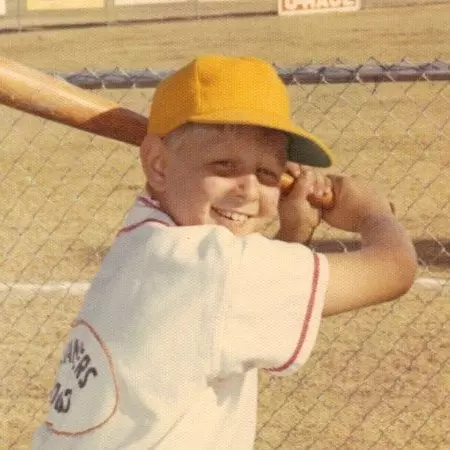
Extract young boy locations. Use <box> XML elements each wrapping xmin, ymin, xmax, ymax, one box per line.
<box><xmin>32</xmin><ymin>55</ymin><xmax>417</xmax><ymax>449</ymax></box>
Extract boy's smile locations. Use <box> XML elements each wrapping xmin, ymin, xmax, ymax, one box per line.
<box><xmin>141</xmin><ymin>125</ymin><xmax>288</xmax><ymax>236</ymax></box>
<box><xmin>211</xmin><ymin>207</ymin><xmax>252</xmax><ymax>224</ymax></box>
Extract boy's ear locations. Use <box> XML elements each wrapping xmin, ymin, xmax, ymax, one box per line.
<box><xmin>140</xmin><ymin>133</ymin><xmax>168</xmax><ymax>192</ymax></box>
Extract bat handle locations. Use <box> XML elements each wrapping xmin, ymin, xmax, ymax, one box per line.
<box><xmin>280</xmin><ymin>172</ymin><xmax>335</xmax><ymax>209</ymax></box>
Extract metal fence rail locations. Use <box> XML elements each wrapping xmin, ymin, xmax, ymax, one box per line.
<box><xmin>51</xmin><ymin>60</ymin><xmax>450</xmax><ymax>89</ymax></box>
<box><xmin>0</xmin><ymin>60</ymin><xmax>449</xmax><ymax>449</ymax></box>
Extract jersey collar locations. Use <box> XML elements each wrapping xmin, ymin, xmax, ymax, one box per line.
<box><xmin>119</xmin><ymin>192</ymin><xmax>176</xmax><ymax>234</ymax></box>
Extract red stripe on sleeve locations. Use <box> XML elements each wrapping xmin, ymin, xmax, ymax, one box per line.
<box><xmin>118</xmin><ymin>218</ymin><xmax>170</xmax><ymax>235</ymax></box>
<box><xmin>268</xmin><ymin>252</ymin><xmax>320</xmax><ymax>373</ymax></box>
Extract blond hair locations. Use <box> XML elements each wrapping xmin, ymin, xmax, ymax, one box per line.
<box><xmin>162</xmin><ymin>123</ymin><xmax>285</xmax><ymax>153</ymax></box>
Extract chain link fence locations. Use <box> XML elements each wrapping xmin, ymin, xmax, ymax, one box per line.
<box><xmin>0</xmin><ymin>60</ymin><xmax>449</xmax><ymax>449</ymax></box>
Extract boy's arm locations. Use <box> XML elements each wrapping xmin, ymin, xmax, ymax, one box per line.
<box><xmin>323</xmin><ymin>212</ymin><xmax>416</xmax><ymax>316</ymax></box>
<box><xmin>278</xmin><ymin>173</ymin><xmax>417</xmax><ymax>317</ymax></box>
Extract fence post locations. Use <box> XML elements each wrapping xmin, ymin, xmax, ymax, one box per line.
<box><xmin>17</xmin><ymin>0</ymin><xmax>22</xmax><ymax>31</ymax></box>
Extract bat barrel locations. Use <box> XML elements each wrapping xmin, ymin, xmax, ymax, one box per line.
<box><xmin>0</xmin><ymin>56</ymin><xmax>148</xmax><ymax>147</ymax></box>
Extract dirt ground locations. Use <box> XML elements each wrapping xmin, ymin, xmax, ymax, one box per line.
<box><xmin>1</xmin><ymin>2</ymin><xmax>450</xmax><ymax>70</ymax></box>
<box><xmin>0</xmin><ymin>2</ymin><xmax>449</xmax><ymax>449</ymax></box>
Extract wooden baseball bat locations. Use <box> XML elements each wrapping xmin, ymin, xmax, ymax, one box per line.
<box><xmin>0</xmin><ymin>56</ymin><xmax>333</xmax><ymax>207</ymax></box>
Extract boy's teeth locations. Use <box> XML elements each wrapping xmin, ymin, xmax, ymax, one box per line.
<box><xmin>215</xmin><ymin>208</ymin><xmax>248</xmax><ymax>222</ymax></box>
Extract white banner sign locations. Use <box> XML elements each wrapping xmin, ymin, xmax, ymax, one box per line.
<box><xmin>0</xmin><ymin>0</ymin><xmax>5</xmax><ymax>15</ymax></box>
<box><xmin>115</xmin><ymin>0</ymin><xmax>188</xmax><ymax>5</ymax></box>
<box><xmin>28</xmin><ymin>0</ymin><xmax>104</xmax><ymax>11</ymax></box>
<box><xmin>278</xmin><ymin>0</ymin><xmax>361</xmax><ymax>15</ymax></box>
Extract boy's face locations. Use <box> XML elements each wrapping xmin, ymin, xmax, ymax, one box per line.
<box><xmin>142</xmin><ymin>126</ymin><xmax>288</xmax><ymax>236</ymax></box>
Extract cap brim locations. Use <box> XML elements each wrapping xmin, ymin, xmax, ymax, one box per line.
<box><xmin>187</xmin><ymin>109</ymin><xmax>334</xmax><ymax>168</ymax></box>
<box><xmin>286</xmin><ymin>132</ymin><xmax>333</xmax><ymax>168</ymax></box>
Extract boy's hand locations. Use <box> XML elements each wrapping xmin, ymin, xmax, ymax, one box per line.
<box><xmin>321</xmin><ymin>175</ymin><xmax>394</xmax><ymax>232</ymax></box>
<box><xmin>276</xmin><ymin>164</ymin><xmax>332</xmax><ymax>243</ymax></box>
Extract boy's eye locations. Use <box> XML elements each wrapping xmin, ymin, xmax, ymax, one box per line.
<box><xmin>257</xmin><ymin>167</ymin><xmax>280</xmax><ymax>185</ymax></box>
<box><xmin>211</xmin><ymin>160</ymin><xmax>236</xmax><ymax>174</ymax></box>
<box><xmin>210</xmin><ymin>161</ymin><xmax>280</xmax><ymax>185</ymax></box>
<box><xmin>214</xmin><ymin>160</ymin><xmax>234</xmax><ymax>168</ymax></box>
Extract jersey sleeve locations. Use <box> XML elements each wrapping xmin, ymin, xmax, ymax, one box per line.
<box><xmin>212</xmin><ymin>234</ymin><xmax>329</xmax><ymax>378</ymax></box>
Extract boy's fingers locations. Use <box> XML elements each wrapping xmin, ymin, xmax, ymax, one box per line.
<box><xmin>284</xmin><ymin>162</ymin><xmax>305</xmax><ymax>179</ymax></box>
<box><xmin>307</xmin><ymin>189</ymin><xmax>335</xmax><ymax>210</ymax></box>
<box><xmin>290</xmin><ymin>167</ymin><xmax>316</xmax><ymax>201</ymax></box>
<box><xmin>280</xmin><ymin>168</ymin><xmax>334</xmax><ymax>209</ymax></box>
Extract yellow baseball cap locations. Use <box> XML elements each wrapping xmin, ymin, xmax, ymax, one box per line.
<box><xmin>148</xmin><ymin>55</ymin><xmax>334</xmax><ymax>167</ymax></box>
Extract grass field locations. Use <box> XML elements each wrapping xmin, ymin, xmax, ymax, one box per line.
<box><xmin>0</xmin><ymin>2</ymin><xmax>449</xmax><ymax>449</ymax></box>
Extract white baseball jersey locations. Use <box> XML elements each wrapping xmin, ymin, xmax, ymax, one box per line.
<box><xmin>32</xmin><ymin>193</ymin><xmax>329</xmax><ymax>449</ymax></box>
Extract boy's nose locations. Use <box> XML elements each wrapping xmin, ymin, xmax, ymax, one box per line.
<box><xmin>236</xmin><ymin>173</ymin><xmax>260</xmax><ymax>200</ymax></box>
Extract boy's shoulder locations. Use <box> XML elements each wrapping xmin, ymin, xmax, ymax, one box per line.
<box><xmin>113</xmin><ymin>193</ymin><xmax>318</xmax><ymax>269</ymax></box>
